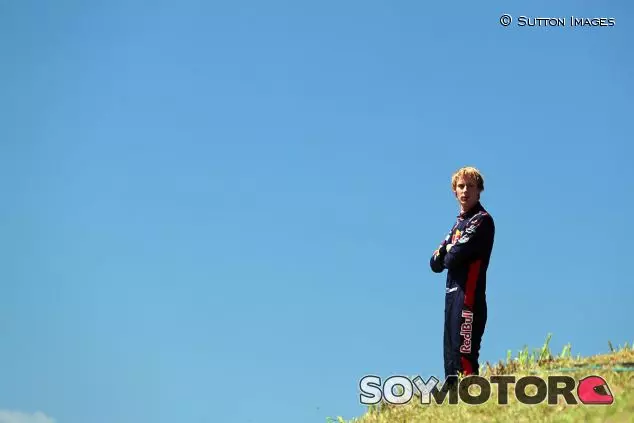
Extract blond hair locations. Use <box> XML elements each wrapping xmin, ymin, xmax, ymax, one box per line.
<box><xmin>451</xmin><ymin>166</ymin><xmax>485</xmax><ymax>192</ymax></box>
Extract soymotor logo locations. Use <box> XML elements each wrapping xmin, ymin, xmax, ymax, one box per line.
<box><xmin>359</xmin><ymin>374</ymin><xmax>614</xmax><ymax>406</ymax></box>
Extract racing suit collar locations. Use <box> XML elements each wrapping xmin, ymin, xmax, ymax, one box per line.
<box><xmin>458</xmin><ymin>201</ymin><xmax>484</xmax><ymax>220</ymax></box>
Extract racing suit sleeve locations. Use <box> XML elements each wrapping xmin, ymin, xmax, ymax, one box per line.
<box><xmin>443</xmin><ymin>214</ymin><xmax>494</xmax><ymax>270</ymax></box>
<box><xmin>430</xmin><ymin>229</ymin><xmax>453</xmax><ymax>273</ymax></box>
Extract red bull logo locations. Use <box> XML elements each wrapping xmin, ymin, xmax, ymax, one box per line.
<box><xmin>459</xmin><ymin>310</ymin><xmax>473</xmax><ymax>354</ymax></box>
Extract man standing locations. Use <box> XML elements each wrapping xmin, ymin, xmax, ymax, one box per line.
<box><xmin>430</xmin><ymin>166</ymin><xmax>495</xmax><ymax>380</ymax></box>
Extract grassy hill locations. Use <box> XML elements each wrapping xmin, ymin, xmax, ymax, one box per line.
<box><xmin>330</xmin><ymin>335</ymin><xmax>634</xmax><ymax>423</ymax></box>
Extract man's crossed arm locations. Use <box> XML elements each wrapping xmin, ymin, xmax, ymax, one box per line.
<box><xmin>429</xmin><ymin>214</ymin><xmax>494</xmax><ymax>273</ymax></box>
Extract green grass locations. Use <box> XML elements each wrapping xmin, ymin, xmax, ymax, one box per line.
<box><xmin>329</xmin><ymin>335</ymin><xmax>634</xmax><ymax>423</ymax></box>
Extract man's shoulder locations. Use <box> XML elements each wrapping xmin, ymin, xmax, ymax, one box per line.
<box><xmin>478</xmin><ymin>210</ymin><xmax>494</xmax><ymax>221</ymax></box>
<box><xmin>470</xmin><ymin>208</ymin><xmax>494</xmax><ymax>227</ymax></box>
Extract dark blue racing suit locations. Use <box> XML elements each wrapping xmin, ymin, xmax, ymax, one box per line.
<box><xmin>430</xmin><ymin>202</ymin><xmax>495</xmax><ymax>378</ymax></box>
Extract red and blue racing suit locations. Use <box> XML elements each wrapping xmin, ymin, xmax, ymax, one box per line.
<box><xmin>430</xmin><ymin>202</ymin><xmax>495</xmax><ymax>378</ymax></box>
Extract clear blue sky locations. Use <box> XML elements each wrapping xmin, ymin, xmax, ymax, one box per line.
<box><xmin>1</xmin><ymin>1</ymin><xmax>632</xmax><ymax>423</ymax></box>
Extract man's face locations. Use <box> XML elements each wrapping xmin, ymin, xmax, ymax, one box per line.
<box><xmin>454</xmin><ymin>176</ymin><xmax>480</xmax><ymax>210</ymax></box>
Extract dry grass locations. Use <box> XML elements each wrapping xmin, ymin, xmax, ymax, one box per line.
<box><xmin>329</xmin><ymin>335</ymin><xmax>634</xmax><ymax>423</ymax></box>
